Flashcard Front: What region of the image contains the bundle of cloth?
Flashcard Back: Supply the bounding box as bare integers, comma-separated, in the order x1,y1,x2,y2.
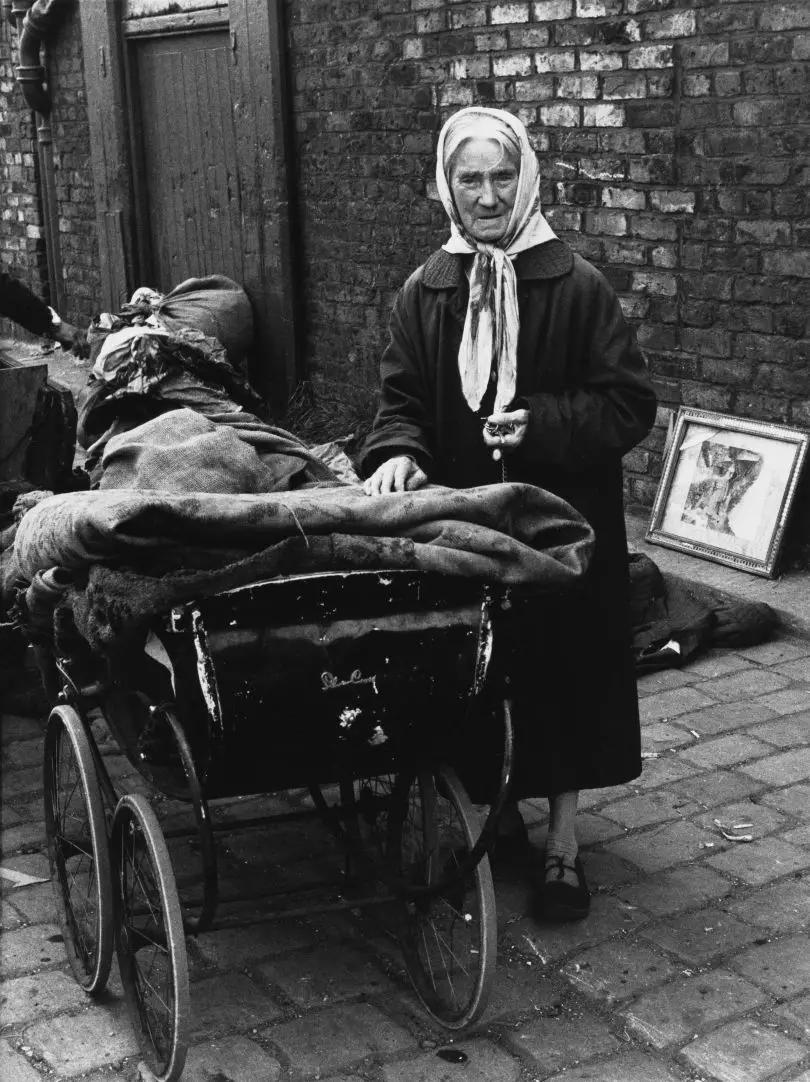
2,404,594,656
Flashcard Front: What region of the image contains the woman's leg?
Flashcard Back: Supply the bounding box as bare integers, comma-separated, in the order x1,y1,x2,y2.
546,789,579,869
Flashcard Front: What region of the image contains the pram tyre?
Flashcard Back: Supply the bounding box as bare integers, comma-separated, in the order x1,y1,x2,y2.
389,767,497,1029
112,794,189,1082
44,704,114,994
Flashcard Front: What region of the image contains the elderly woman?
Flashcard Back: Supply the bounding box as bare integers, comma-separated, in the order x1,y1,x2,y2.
359,107,656,921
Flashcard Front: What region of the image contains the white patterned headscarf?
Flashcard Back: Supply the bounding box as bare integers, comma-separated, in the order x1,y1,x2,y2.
436,107,557,413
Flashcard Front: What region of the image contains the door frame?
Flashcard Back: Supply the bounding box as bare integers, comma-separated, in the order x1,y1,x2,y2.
80,0,301,403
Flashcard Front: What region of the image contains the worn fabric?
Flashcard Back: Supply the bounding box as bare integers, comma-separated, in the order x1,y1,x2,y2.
629,552,777,672
98,408,336,493
358,238,657,799
6,482,592,593
436,107,557,413
0,269,52,337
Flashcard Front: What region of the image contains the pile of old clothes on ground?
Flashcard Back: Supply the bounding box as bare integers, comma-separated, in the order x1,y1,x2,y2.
629,551,777,673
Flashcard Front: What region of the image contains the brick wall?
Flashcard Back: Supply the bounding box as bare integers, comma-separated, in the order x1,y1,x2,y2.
0,7,99,342
286,0,810,525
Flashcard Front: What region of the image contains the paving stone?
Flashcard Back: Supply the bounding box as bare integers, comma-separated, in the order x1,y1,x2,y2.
264,1003,417,1076
739,746,810,785
0,898,24,929
0,1040,42,1082
573,811,626,846
188,972,283,1039
6,882,57,924
0,767,43,800
682,1017,807,1082
630,756,701,792
603,820,713,874
0,853,50,889
382,1038,520,1082
573,848,643,890
637,668,693,695
1,923,65,977
696,669,790,703
257,944,396,1007
542,1048,683,1080
678,732,773,769
671,700,777,736
509,892,647,965
638,907,761,965
5,738,44,770
752,685,810,717
560,940,678,1003
670,768,765,808
740,638,810,664
616,864,734,917
678,650,755,678
0,969,87,1024
706,838,810,885
0,715,44,744
750,711,810,747
695,799,787,841
773,656,810,681
599,789,700,829
503,1009,621,1073
760,781,810,816
639,686,717,723
189,919,328,969
726,876,810,933
732,934,810,997
783,819,810,846
480,960,563,1019
640,721,697,750
182,1035,281,1082
1,822,46,856
25,1007,139,1074
776,992,810,1038
622,968,768,1049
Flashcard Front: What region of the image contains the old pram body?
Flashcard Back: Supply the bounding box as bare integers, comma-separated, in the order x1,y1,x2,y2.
41,563,519,1082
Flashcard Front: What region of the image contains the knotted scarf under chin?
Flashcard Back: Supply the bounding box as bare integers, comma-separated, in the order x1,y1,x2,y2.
461,247,520,414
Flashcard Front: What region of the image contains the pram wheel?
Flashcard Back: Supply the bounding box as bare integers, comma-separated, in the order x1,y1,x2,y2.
389,767,496,1029
44,705,114,994
111,794,189,1082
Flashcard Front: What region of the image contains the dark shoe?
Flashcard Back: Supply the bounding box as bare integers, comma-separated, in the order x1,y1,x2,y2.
534,854,590,922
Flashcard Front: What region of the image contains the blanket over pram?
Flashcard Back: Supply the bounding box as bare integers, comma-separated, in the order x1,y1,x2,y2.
4,407,594,654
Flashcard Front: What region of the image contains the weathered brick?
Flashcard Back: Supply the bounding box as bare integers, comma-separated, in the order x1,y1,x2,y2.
539,103,580,126
628,44,673,69
532,0,573,19
534,49,576,72
491,3,530,24
583,103,626,126
579,48,624,70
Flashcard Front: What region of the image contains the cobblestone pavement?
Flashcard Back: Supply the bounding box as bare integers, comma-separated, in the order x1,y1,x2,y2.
1,634,809,1082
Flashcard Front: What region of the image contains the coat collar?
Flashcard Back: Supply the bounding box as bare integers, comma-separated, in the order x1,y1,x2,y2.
421,239,573,290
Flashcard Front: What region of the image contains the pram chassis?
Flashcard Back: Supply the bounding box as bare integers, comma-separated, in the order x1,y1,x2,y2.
41,568,517,1082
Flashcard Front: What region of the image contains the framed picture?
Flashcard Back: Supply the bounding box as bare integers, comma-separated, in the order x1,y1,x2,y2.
646,407,809,578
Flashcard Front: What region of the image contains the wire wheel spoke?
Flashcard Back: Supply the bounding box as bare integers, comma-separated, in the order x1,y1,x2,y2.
113,794,188,1082
390,768,496,1028
44,707,113,994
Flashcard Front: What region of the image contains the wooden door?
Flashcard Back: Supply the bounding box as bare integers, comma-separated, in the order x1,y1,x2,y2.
128,27,244,290
81,1,300,404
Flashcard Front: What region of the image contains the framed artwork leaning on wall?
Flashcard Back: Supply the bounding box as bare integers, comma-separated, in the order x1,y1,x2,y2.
646,407,809,578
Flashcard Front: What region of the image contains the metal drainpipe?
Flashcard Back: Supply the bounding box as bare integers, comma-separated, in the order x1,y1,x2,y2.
15,0,69,315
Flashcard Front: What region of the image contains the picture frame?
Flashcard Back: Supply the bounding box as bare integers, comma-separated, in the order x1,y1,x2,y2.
646,407,809,578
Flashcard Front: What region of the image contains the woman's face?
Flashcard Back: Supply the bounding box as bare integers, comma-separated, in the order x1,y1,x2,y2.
450,137,520,244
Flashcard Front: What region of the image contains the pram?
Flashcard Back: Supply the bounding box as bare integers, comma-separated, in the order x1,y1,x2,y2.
38,564,519,1082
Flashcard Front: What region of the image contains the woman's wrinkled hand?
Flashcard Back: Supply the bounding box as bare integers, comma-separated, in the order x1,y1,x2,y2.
482,407,529,461
363,455,428,496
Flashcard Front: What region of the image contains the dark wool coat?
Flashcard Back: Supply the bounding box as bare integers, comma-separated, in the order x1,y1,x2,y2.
0,270,52,336
358,239,658,799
